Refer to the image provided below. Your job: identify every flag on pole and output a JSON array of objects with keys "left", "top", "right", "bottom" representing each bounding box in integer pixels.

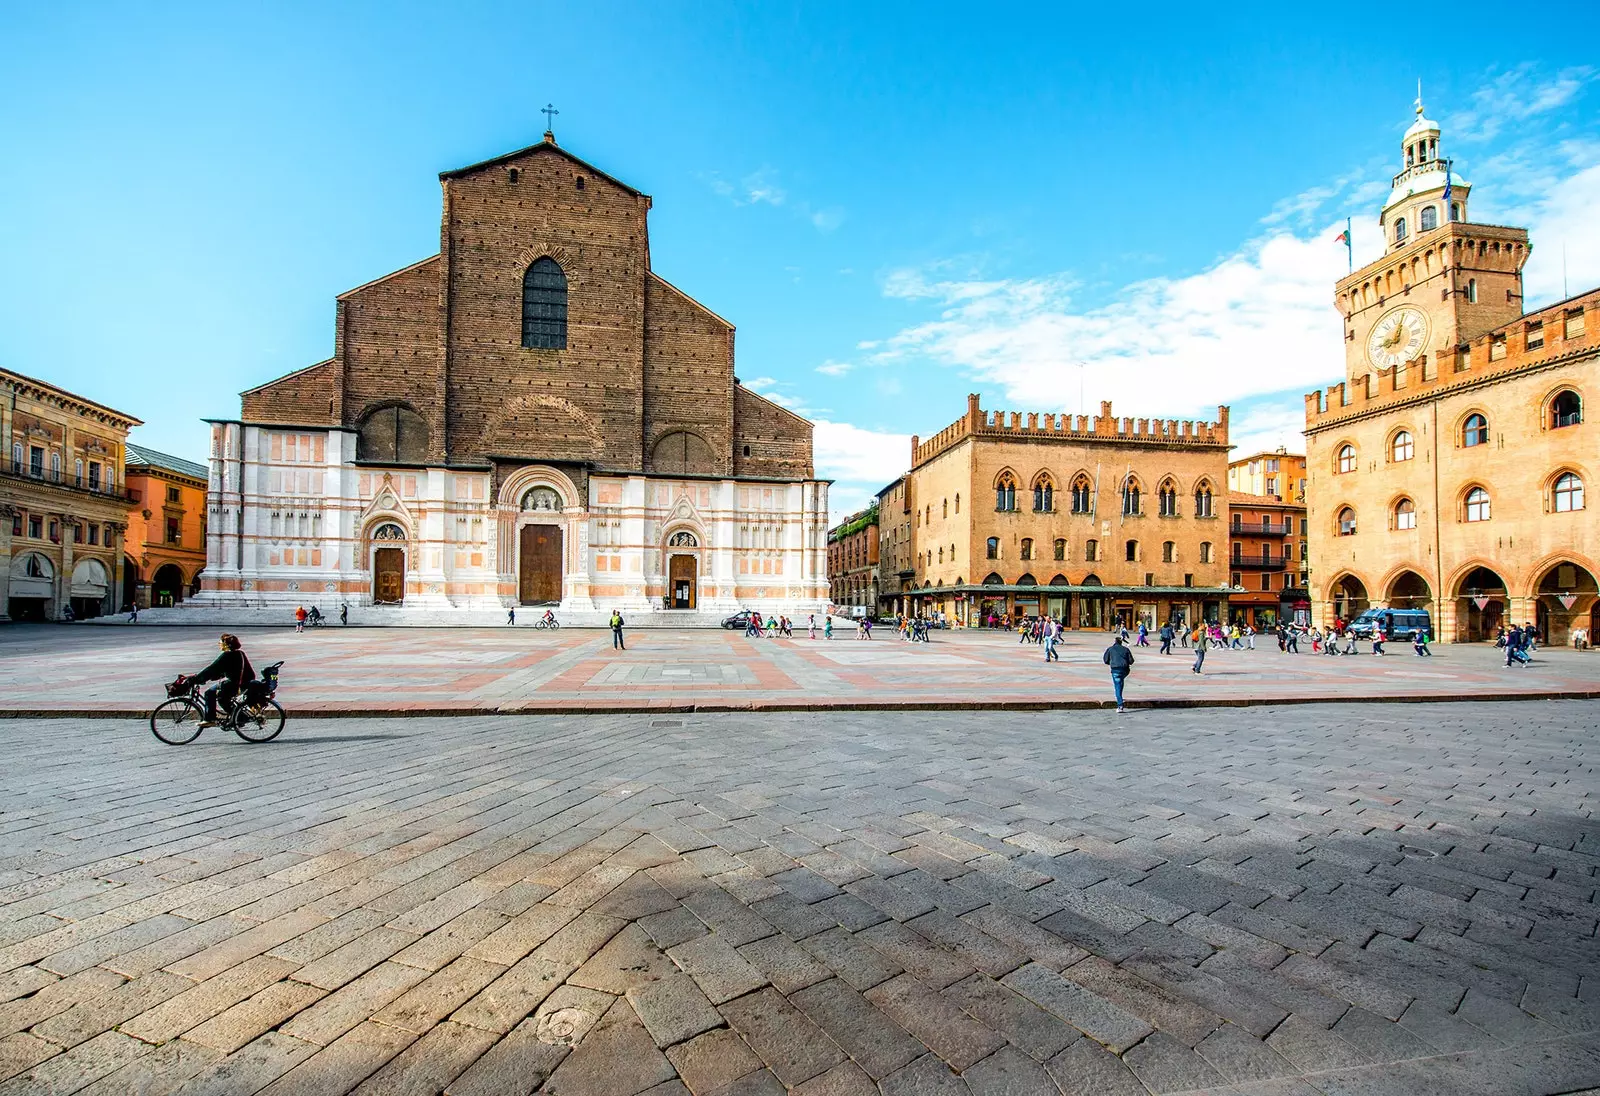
[
  {"left": 1334, "top": 218, "right": 1352, "bottom": 273},
  {"left": 1442, "top": 161, "right": 1453, "bottom": 219}
]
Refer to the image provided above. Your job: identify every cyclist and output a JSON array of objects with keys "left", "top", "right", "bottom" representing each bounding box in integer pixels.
[
  {"left": 188, "top": 633, "right": 256, "bottom": 728},
  {"left": 540, "top": 609, "right": 557, "bottom": 627}
]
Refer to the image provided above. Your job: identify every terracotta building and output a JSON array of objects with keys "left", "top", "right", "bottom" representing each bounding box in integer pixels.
[
  {"left": 1305, "top": 96, "right": 1600, "bottom": 643},
  {"left": 1227, "top": 449, "right": 1306, "bottom": 503},
  {"left": 875, "top": 475, "right": 915, "bottom": 615},
  {"left": 2, "top": 369, "right": 139, "bottom": 621},
  {"left": 1226, "top": 494, "right": 1309, "bottom": 628},
  {"left": 898, "top": 394, "right": 1232, "bottom": 629},
  {"left": 195, "top": 128, "right": 828, "bottom": 621},
  {"left": 124, "top": 444, "right": 208, "bottom": 609},
  {"left": 826, "top": 505, "right": 879, "bottom": 610}
]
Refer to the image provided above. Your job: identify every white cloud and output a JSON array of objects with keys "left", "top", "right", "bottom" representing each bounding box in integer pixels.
[
  {"left": 813, "top": 419, "right": 911, "bottom": 523},
  {"left": 1445, "top": 64, "right": 1596, "bottom": 142},
  {"left": 815, "top": 360, "right": 854, "bottom": 376},
  {"left": 1228, "top": 400, "right": 1311, "bottom": 460},
  {"left": 700, "top": 168, "right": 843, "bottom": 233}
]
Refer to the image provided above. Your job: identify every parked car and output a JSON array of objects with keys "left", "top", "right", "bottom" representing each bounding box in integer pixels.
[
  {"left": 1346, "top": 608, "right": 1432, "bottom": 639},
  {"left": 722, "top": 610, "right": 756, "bottom": 630}
]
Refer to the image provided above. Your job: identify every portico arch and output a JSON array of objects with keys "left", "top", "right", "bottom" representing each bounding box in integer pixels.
[
  {"left": 1327, "top": 573, "right": 1369, "bottom": 623},
  {"left": 152, "top": 563, "right": 185, "bottom": 608},
  {"left": 1452, "top": 564, "right": 1508, "bottom": 642},
  {"left": 496, "top": 465, "right": 584, "bottom": 607},
  {"left": 1383, "top": 568, "right": 1433, "bottom": 615},
  {"left": 1532, "top": 559, "right": 1599, "bottom": 646}
]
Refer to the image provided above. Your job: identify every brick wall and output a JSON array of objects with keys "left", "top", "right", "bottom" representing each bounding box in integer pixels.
[
  {"left": 338, "top": 257, "right": 445, "bottom": 458},
  {"left": 643, "top": 274, "right": 734, "bottom": 474},
  {"left": 241, "top": 360, "right": 339, "bottom": 424},
  {"left": 733, "top": 385, "right": 814, "bottom": 479}
]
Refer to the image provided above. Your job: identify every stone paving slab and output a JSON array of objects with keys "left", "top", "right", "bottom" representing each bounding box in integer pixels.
[
  {"left": 0, "top": 702, "right": 1597, "bottom": 1093},
  {"left": 2, "top": 624, "right": 1598, "bottom": 717}
]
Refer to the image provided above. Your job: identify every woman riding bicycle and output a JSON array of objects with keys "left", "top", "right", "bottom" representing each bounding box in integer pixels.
[{"left": 186, "top": 633, "right": 256, "bottom": 728}]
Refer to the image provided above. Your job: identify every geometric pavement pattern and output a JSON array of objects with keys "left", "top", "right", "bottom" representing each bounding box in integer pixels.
[
  {"left": 0, "top": 703, "right": 1597, "bottom": 1094},
  {"left": 2, "top": 624, "right": 1597, "bottom": 714}
]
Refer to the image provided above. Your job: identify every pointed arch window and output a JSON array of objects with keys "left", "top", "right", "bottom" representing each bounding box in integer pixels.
[
  {"left": 1391, "top": 430, "right": 1414, "bottom": 462},
  {"left": 1121, "top": 478, "right": 1141, "bottom": 516},
  {"left": 1550, "top": 390, "right": 1582, "bottom": 429},
  {"left": 1053, "top": 538, "right": 1066, "bottom": 561},
  {"left": 1124, "top": 539, "right": 1138, "bottom": 562},
  {"left": 1070, "top": 476, "right": 1092, "bottom": 514},
  {"left": 985, "top": 537, "right": 999, "bottom": 560},
  {"left": 1337, "top": 507, "right": 1357, "bottom": 536},
  {"left": 1554, "top": 472, "right": 1584, "bottom": 513},
  {"left": 1193, "top": 482, "right": 1213, "bottom": 518},
  {"left": 1394, "top": 217, "right": 1407, "bottom": 243},
  {"left": 1032, "top": 474, "right": 1054, "bottom": 513},
  {"left": 1462, "top": 414, "right": 1489, "bottom": 447},
  {"left": 1395, "top": 497, "right": 1416, "bottom": 530},
  {"left": 1337, "top": 444, "right": 1356, "bottom": 473},
  {"left": 1199, "top": 541, "right": 1212, "bottom": 563},
  {"left": 1084, "top": 539, "right": 1099, "bottom": 562},
  {"left": 994, "top": 473, "right": 1017, "bottom": 512},
  {"left": 1464, "top": 486, "right": 1491, "bottom": 522},
  {"left": 1020, "top": 538, "right": 1034, "bottom": 560},
  {"left": 1157, "top": 480, "right": 1178, "bottom": 517},
  {"left": 521, "top": 257, "right": 568, "bottom": 349}
]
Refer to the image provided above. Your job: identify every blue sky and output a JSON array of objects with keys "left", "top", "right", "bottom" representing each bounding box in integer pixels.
[{"left": 3, "top": 2, "right": 1598, "bottom": 521}]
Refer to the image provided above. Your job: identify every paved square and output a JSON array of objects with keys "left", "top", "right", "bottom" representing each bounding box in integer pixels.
[
  {"left": 0, "top": 703, "right": 1597, "bottom": 1094},
  {"left": 1, "top": 624, "right": 1596, "bottom": 715}
]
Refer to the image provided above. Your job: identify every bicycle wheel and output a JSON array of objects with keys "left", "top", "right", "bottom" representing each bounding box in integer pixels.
[
  {"left": 150, "top": 699, "right": 203, "bottom": 745},
  {"left": 233, "top": 700, "right": 286, "bottom": 743}
]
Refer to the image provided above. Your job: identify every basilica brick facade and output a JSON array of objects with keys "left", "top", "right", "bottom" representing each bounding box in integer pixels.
[{"left": 198, "top": 131, "right": 829, "bottom": 619}]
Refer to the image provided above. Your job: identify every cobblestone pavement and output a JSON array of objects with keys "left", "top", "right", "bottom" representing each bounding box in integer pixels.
[
  {"left": 0, "top": 704, "right": 1597, "bottom": 1094},
  {"left": 2, "top": 624, "right": 1596, "bottom": 714}
]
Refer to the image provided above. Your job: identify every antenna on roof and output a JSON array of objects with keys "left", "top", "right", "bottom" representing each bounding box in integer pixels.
[{"left": 1415, "top": 78, "right": 1424, "bottom": 115}]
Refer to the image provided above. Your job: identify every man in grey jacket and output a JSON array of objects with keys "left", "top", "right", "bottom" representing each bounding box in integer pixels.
[{"left": 1103, "top": 636, "right": 1134, "bottom": 713}]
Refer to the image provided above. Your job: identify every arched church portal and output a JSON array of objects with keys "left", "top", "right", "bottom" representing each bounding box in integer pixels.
[
  {"left": 667, "top": 530, "right": 699, "bottom": 609},
  {"left": 371, "top": 523, "right": 407, "bottom": 605}
]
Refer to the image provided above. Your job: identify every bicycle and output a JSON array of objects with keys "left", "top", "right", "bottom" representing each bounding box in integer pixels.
[
  {"left": 533, "top": 614, "right": 560, "bottom": 630},
  {"left": 150, "top": 662, "right": 286, "bottom": 745}
]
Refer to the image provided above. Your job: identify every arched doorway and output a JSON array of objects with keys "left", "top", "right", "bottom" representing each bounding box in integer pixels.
[
  {"left": 8, "top": 553, "right": 54, "bottom": 621},
  {"left": 69, "top": 559, "right": 110, "bottom": 619},
  {"left": 517, "top": 487, "right": 564, "bottom": 606},
  {"left": 122, "top": 557, "right": 141, "bottom": 611},
  {"left": 370, "top": 523, "right": 407, "bottom": 605},
  {"left": 1330, "top": 574, "right": 1369, "bottom": 623},
  {"left": 1534, "top": 560, "right": 1598, "bottom": 645},
  {"left": 666, "top": 530, "right": 699, "bottom": 609},
  {"left": 152, "top": 563, "right": 185, "bottom": 608},
  {"left": 1455, "top": 566, "right": 1507, "bottom": 642},
  {"left": 1387, "top": 570, "right": 1433, "bottom": 616}
]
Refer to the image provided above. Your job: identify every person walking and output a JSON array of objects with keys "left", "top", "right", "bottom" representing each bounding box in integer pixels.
[
  {"left": 294, "top": 605, "right": 307, "bottom": 633},
  {"left": 1192, "top": 630, "right": 1207, "bottom": 675},
  {"left": 1178, "top": 624, "right": 1189, "bottom": 649},
  {"left": 824, "top": 615, "right": 834, "bottom": 640},
  {"left": 1413, "top": 628, "right": 1431, "bottom": 656},
  {"left": 127, "top": 604, "right": 139, "bottom": 624},
  {"left": 1044, "top": 618, "right": 1060, "bottom": 662},
  {"left": 1136, "top": 622, "right": 1149, "bottom": 647},
  {"left": 609, "top": 609, "right": 626, "bottom": 651},
  {"left": 1158, "top": 622, "right": 1173, "bottom": 655},
  {"left": 808, "top": 614, "right": 817, "bottom": 640},
  {"left": 1244, "top": 624, "right": 1256, "bottom": 651},
  {"left": 1103, "top": 635, "right": 1134, "bottom": 713},
  {"left": 1286, "top": 628, "right": 1299, "bottom": 654},
  {"left": 507, "top": 608, "right": 516, "bottom": 626},
  {"left": 1371, "top": 626, "right": 1386, "bottom": 656},
  {"left": 340, "top": 602, "right": 349, "bottom": 626}
]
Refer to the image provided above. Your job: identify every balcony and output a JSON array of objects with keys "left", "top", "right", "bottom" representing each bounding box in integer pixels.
[
  {"left": 1231, "top": 521, "right": 1293, "bottom": 537},
  {"left": 5, "top": 460, "right": 136, "bottom": 501},
  {"left": 1230, "top": 556, "right": 1291, "bottom": 571}
]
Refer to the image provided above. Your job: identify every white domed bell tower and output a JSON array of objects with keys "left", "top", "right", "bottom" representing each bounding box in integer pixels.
[{"left": 1380, "top": 82, "right": 1470, "bottom": 254}]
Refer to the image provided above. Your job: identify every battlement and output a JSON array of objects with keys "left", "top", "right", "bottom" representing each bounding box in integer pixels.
[
  {"left": 1306, "top": 286, "right": 1600, "bottom": 430},
  {"left": 911, "top": 394, "right": 1230, "bottom": 469}
]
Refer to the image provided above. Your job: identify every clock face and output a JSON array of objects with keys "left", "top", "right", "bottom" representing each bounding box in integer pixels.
[{"left": 1367, "top": 306, "right": 1430, "bottom": 369}]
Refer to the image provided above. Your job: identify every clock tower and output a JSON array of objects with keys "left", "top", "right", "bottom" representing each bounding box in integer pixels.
[{"left": 1335, "top": 90, "right": 1529, "bottom": 387}]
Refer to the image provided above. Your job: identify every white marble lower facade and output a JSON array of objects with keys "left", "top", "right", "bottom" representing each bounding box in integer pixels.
[{"left": 193, "top": 423, "right": 830, "bottom": 618}]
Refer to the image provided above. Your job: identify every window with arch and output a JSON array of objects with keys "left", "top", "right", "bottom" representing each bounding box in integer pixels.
[
  {"left": 1462, "top": 413, "right": 1489, "bottom": 447},
  {"left": 1391, "top": 430, "right": 1414, "bottom": 462},
  {"left": 1467, "top": 278, "right": 1478, "bottom": 303},
  {"left": 1199, "top": 541, "right": 1212, "bottom": 563},
  {"left": 1085, "top": 538, "right": 1099, "bottom": 562},
  {"left": 954, "top": 493, "right": 960, "bottom": 514},
  {"left": 521, "top": 257, "right": 568, "bottom": 349},
  {"left": 1394, "top": 216, "right": 1407, "bottom": 243},
  {"left": 1420, "top": 205, "right": 1438, "bottom": 232},
  {"left": 1464, "top": 486, "right": 1491, "bottom": 522},
  {"left": 1162, "top": 541, "right": 1175, "bottom": 563},
  {"left": 358, "top": 404, "right": 429, "bottom": 463},
  {"left": 950, "top": 543, "right": 956, "bottom": 561},
  {"left": 1053, "top": 538, "right": 1065, "bottom": 561},
  {"left": 1337, "top": 507, "right": 1357, "bottom": 536},
  {"left": 1554, "top": 472, "right": 1585, "bottom": 513},
  {"left": 1121, "top": 478, "right": 1141, "bottom": 516},
  {"left": 1451, "top": 202, "right": 1462, "bottom": 222},
  {"left": 652, "top": 431, "right": 716, "bottom": 474},
  {"left": 1193, "top": 482, "right": 1214, "bottom": 518},
  {"left": 1124, "top": 539, "right": 1138, "bottom": 562},
  {"left": 74, "top": 459, "right": 83, "bottom": 485},
  {"left": 937, "top": 547, "right": 943, "bottom": 563},
  {"left": 1070, "top": 476, "right": 1092, "bottom": 514},
  {"left": 1551, "top": 390, "right": 1582, "bottom": 429},
  {"left": 51, "top": 452, "right": 60, "bottom": 477},
  {"left": 1336, "top": 444, "right": 1356, "bottom": 473},
  {"left": 1032, "top": 474, "right": 1054, "bottom": 513},
  {"left": 1394, "top": 497, "right": 1416, "bottom": 530},
  {"left": 1020, "top": 538, "right": 1034, "bottom": 560},
  {"left": 985, "top": 536, "right": 999, "bottom": 559},
  {"left": 942, "top": 498, "right": 948, "bottom": 519},
  {"left": 1158, "top": 480, "right": 1178, "bottom": 517},
  {"left": 995, "top": 473, "right": 1017, "bottom": 512}
]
